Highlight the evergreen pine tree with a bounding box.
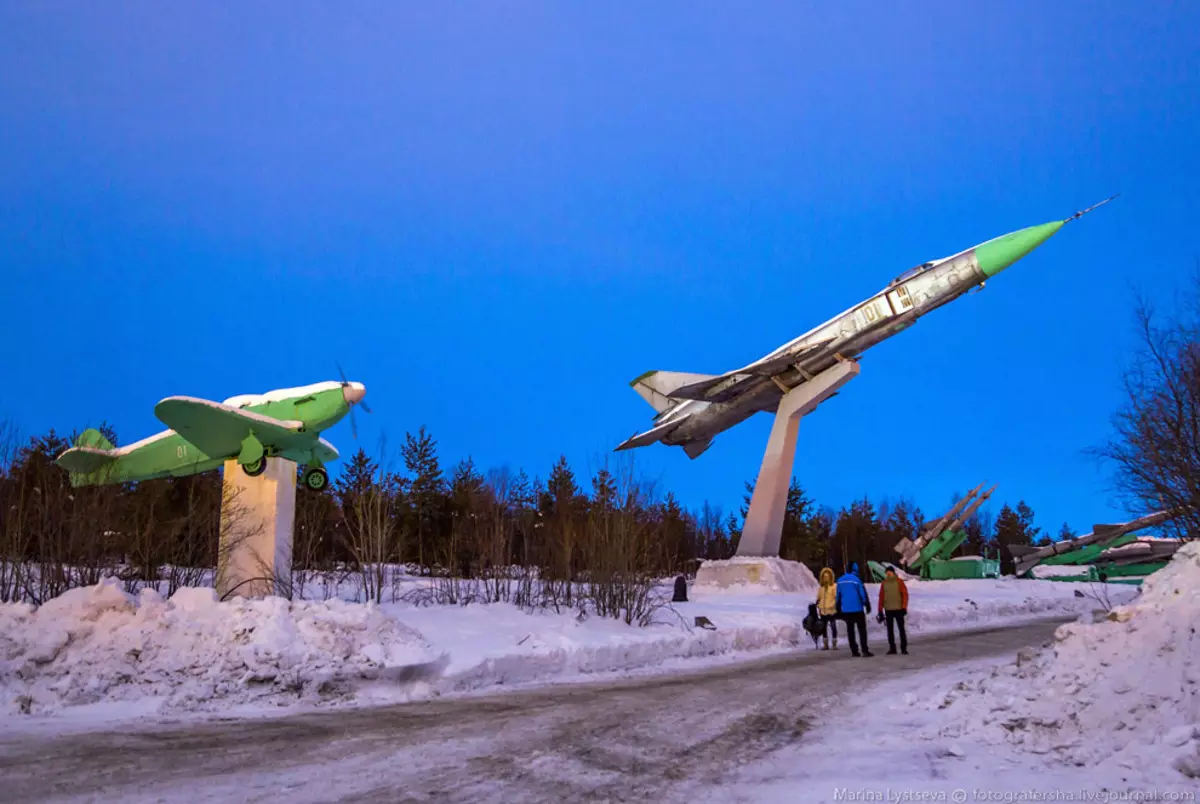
[725,512,742,555]
[335,449,377,504]
[740,479,755,522]
[545,456,579,516]
[544,456,580,582]
[591,467,617,515]
[779,479,812,563]
[833,496,877,574]
[1016,501,1044,545]
[994,502,1042,574]
[660,491,687,572]
[447,457,485,576]
[402,426,445,572]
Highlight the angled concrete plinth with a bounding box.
[737,360,860,558]
[216,457,296,599]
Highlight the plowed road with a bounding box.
[0,618,1069,804]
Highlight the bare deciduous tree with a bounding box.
[339,439,401,604]
[1095,280,1200,541]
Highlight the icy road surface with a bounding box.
[0,618,1070,804]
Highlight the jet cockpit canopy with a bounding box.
[888,262,935,287]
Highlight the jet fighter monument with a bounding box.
[617,198,1116,562]
[617,197,1117,460]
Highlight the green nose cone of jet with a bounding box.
[975,220,1065,278]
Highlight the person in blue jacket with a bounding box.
[835,562,873,657]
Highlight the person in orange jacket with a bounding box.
[877,565,909,655]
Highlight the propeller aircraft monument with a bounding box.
[56,377,369,492]
[617,199,1117,586]
[56,375,369,600]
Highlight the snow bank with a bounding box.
[403,575,1135,700]
[687,574,1137,632]
[423,601,801,694]
[0,570,1142,726]
[1030,564,1095,579]
[894,576,1139,630]
[0,578,439,716]
[917,541,1200,779]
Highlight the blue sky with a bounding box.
[2,2,1197,535]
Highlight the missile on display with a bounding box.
[617,197,1117,459]
[1009,508,1182,577]
[895,483,996,569]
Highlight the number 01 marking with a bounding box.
[176,445,188,459]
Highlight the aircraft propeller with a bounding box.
[337,362,371,440]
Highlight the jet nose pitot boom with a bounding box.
[342,382,366,406]
[974,195,1118,278]
[975,220,1064,277]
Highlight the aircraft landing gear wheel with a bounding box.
[303,468,328,491]
[243,456,267,477]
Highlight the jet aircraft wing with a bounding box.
[615,420,681,451]
[154,396,312,459]
[667,340,836,403]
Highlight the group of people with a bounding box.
[805,562,909,657]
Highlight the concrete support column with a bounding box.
[736,360,860,557]
[216,456,296,599]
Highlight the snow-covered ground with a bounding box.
[0,569,1138,732]
[695,542,1200,799]
[689,657,1200,802]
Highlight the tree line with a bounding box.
[0,419,1052,606]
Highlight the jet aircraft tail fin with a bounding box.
[56,429,119,486]
[630,371,718,413]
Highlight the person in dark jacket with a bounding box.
[876,565,909,655]
[835,562,873,657]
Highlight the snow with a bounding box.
[692,656,1200,802]
[109,429,173,456]
[1101,536,1181,558]
[918,540,1200,777]
[0,570,1139,731]
[1031,564,1097,579]
[701,541,1200,799]
[0,578,439,716]
[693,556,821,594]
[222,380,349,408]
[161,395,304,430]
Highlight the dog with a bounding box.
[802,602,828,648]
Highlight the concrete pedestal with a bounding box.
[693,556,820,594]
[736,360,860,558]
[216,457,296,600]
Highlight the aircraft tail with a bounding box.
[56,429,119,486]
[76,428,115,451]
[630,371,718,413]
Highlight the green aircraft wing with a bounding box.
[310,438,340,464]
[154,396,315,464]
